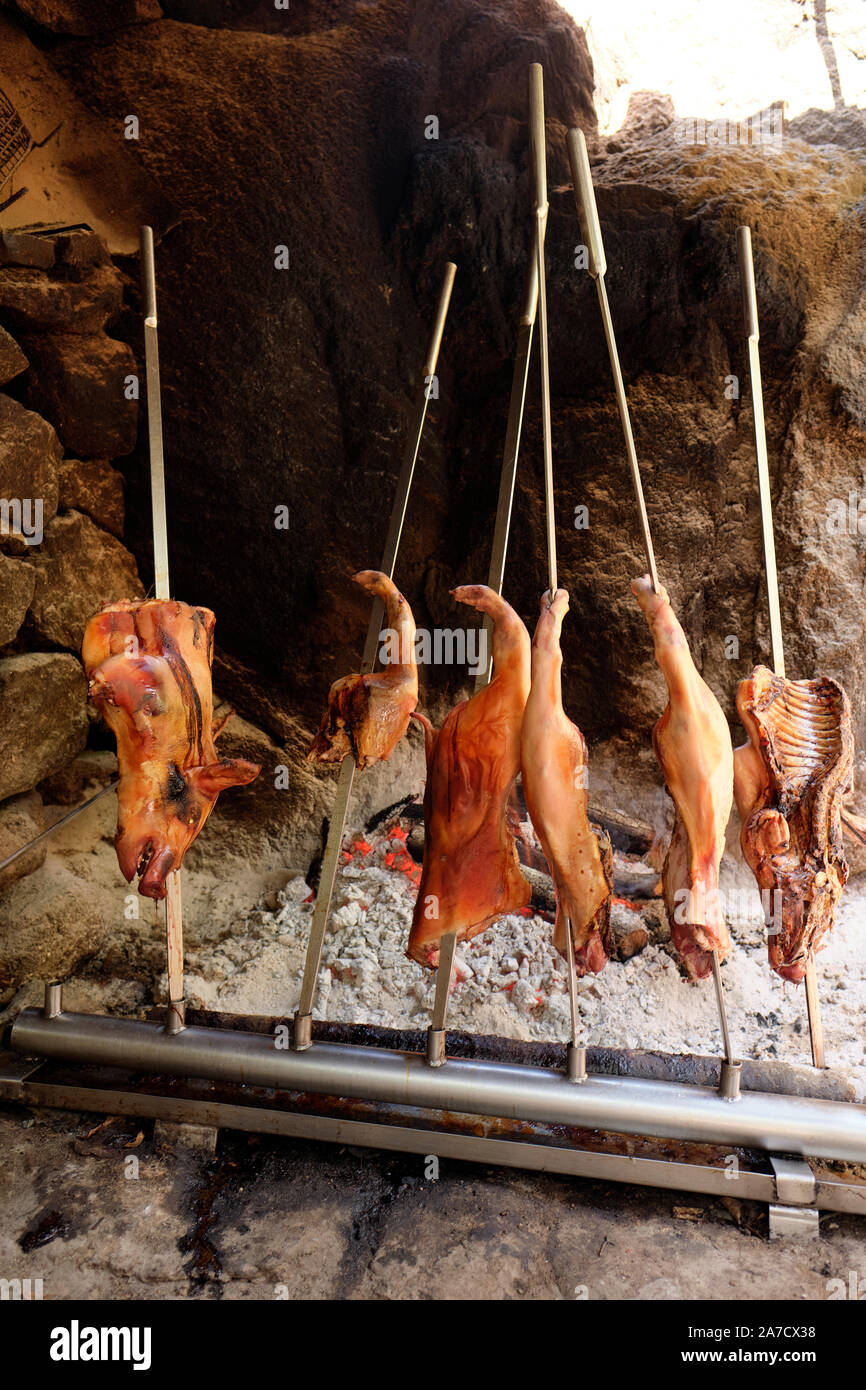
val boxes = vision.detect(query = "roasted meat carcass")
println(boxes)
[307,570,418,771]
[733,666,853,983]
[521,590,614,975]
[407,585,531,967]
[632,576,733,980]
[83,599,260,899]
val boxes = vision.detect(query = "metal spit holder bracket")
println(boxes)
[768,1155,820,1239]
[0,1053,45,1101]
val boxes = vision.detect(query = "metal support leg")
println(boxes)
[426,931,457,1067]
[768,1155,820,1238]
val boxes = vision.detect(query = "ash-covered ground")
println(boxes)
[3,767,865,1098]
[177,819,866,1091]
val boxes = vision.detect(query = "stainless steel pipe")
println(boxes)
[10,1009,866,1161]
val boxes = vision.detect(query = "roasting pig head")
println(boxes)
[83,599,260,899]
[733,666,853,982]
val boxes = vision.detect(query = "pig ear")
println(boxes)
[191,758,260,797]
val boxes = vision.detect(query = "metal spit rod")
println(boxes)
[529,64,583,1077]
[12,1007,866,1163]
[141,225,185,1034]
[473,236,538,692]
[736,225,825,1071]
[427,67,581,1071]
[567,133,737,1089]
[566,128,659,594]
[0,779,119,877]
[427,245,538,1064]
[294,262,457,1051]
[529,63,557,601]
[426,929,457,1066]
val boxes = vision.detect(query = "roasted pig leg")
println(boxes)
[632,576,733,980]
[407,585,531,967]
[521,589,613,975]
[83,599,260,899]
[734,666,852,983]
[307,570,418,771]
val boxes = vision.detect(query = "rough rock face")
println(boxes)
[0,865,119,1003]
[26,509,144,650]
[57,457,125,538]
[47,3,595,730]
[7,0,163,34]
[22,332,138,457]
[0,324,27,384]
[543,127,866,756]
[44,6,866,778]
[0,261,123,335]
[0,217,145,874]
[0,550,36,646]
[0,790,45,889]
[0,393,61,527]
[0,651,89,800]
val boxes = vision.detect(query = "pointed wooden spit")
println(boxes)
[426,243,539,1067]
[567,134,739,1096]
[141,226,185,1035]
[736,225,825,1070]
[294,261,457,1051]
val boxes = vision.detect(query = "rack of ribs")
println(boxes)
[83,599,260,899]
[733,665,853,983]
[521,589,614,975]
[307,570,418,771]
[407,585,531,968]
[632,576,733,981]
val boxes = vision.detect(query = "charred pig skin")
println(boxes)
[83,598,260,900]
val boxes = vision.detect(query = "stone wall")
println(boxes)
[0,0,865,923]
[27,0,865,772]
[0,224,144,890]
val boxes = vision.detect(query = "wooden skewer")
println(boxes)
[141,226,185,1034]
[737,225,825,1070]
[567,135,736,1080]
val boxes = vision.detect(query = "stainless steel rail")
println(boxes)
[11,1009,866,1162]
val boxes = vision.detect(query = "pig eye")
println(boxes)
[167,765,186,801]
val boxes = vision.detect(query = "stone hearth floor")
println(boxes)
[2,1103,866,1301]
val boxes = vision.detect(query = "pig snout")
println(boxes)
[138,843,178,899]
[115,827,178,900]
